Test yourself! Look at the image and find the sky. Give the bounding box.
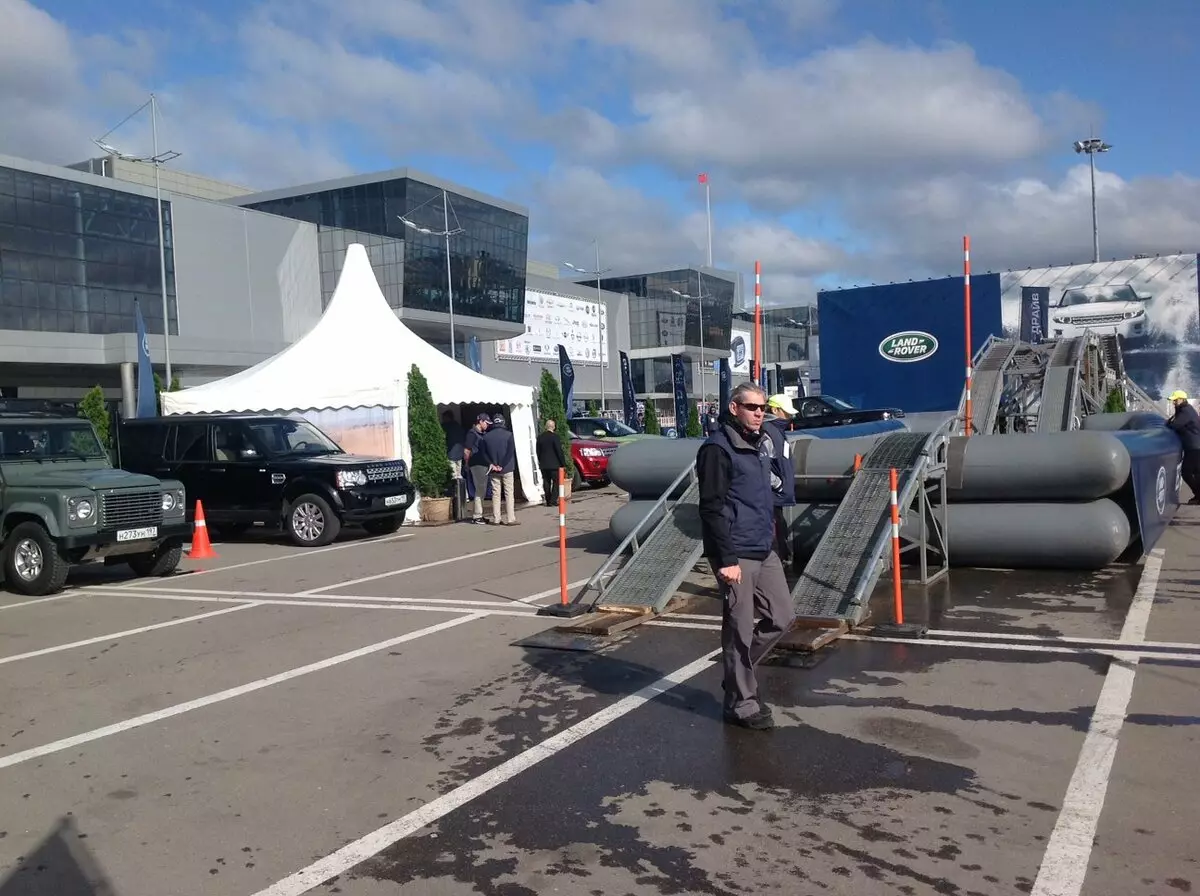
[3,0,1199,306]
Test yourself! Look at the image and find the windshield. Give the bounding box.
[245,419,344,456]
[0,422,107,460]
[1059,284,1140,307]
[819,396,855,411]
[591,418,638,437]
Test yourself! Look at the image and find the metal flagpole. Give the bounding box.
[443,190,456,359]
[150,94,171,384]
[699,173,713,267]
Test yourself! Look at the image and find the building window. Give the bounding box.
[0,166,177,335]
[598,269,734,353]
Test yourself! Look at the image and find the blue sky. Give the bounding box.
[5,0,1199,302]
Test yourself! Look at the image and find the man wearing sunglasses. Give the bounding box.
[696,382,797,730]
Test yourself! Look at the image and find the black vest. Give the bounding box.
[706,422,777,557]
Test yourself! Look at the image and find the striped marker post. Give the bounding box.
[753,260,763,386]
[537,466,588,618]
[889,467,904,624]
[963,235,974,437]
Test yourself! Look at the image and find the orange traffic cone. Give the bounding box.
[187,500,218,560]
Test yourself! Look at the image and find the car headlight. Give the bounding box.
[68,496,95,522]
[162,489,186,514]
[1125,309,1144,319]
[162,493,175,512]
[336,469,368,488]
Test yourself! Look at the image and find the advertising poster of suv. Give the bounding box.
[0,412,190,595]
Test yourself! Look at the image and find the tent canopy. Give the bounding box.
[162,243,534,414]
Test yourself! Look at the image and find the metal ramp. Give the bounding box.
[1037,337,1084,432]
[959,337,1018,435]
[790,431,949,626]
[569,465,704,615]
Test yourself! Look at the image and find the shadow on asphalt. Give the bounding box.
[0,816,117,896]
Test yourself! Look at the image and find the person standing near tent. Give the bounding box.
[535,418,568,506]
[442,411,466,483]
[483,413,518,525]
[462,413,492,524]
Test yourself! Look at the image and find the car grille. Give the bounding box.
[101,491,164,529]
[1060,313,1126,325]
[365,462,408,483]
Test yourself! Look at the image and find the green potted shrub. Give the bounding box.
[643,404,661,435]
[686,403,702,438]
[538,369,575,495]
[407,364,453,522]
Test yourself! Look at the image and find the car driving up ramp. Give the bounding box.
[790,431,935,626]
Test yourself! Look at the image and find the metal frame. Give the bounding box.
[897,438,950,587]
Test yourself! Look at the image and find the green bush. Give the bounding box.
[152,372,182,413]
[585,399,600,416]
[538,369,574,478]
[78,385,110,449]
[407,364,452,498]
[686,403,702,438]
[1104,386,1127,414]
[643,405,660,435]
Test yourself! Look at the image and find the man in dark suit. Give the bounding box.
[536,419,569,506]
[482,413,518,525]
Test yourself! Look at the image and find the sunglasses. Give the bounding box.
[737,402,767,412]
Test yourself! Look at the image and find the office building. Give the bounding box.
[734,304,821,395]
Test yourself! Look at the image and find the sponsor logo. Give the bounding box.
[879,331,939,363]
[1156,465,1168,515]
[562,361,574,378]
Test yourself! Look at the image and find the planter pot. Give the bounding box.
[420,496,453,523]
[563,479,573,500]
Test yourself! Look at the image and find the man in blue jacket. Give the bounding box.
[482,413,518,525]
[696,382,797,730]
[1167,390,1200,505]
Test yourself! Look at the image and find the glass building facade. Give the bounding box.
[0,165,177,335]
[241,177,528,327]
[592,268,735,353]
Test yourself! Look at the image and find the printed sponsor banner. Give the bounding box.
[729,327,752,376]
[496,289,609,365]
[557,344,575,413]
[619,351,638,430]
[1018,286,1050,344]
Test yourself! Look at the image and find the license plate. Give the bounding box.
[384,495,408,507]
[116,526,158,542]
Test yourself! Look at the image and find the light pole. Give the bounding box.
[1073,136,1111,264]
[563,244,612,411]
[94,93,180,383]
[399,189,465,361]
[670,270,710,398]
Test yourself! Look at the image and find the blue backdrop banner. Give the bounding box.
[619,351,638,430]
[557,344,575,414]
[671,353,689,436]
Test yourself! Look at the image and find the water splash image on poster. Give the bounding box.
[999,253,1200,400]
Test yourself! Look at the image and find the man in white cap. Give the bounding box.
[1166,390,1200,504]
[764,394,798,563]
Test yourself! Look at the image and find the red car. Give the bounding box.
[569,433,617,489]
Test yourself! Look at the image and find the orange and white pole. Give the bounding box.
[889,467,904,625]
[753,260,763,386]
[557,466,569,606]
[963,235,974,437]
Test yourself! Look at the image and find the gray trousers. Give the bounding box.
[716,552,796,718]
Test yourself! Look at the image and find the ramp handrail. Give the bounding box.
[571,461,697,607]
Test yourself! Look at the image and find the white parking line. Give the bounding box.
[0,612,485,772]
[0,603,260,666]
[79,583,545,610]
[926,628,1200,653]
[517,578,592,604]
[300,537,553,594]
[252,648,721,896]
[0,592,87,612]
[115,533,415,587]
[1030,549,1163,896]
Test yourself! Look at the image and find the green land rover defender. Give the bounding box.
[0,413,191,596]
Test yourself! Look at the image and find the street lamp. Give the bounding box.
[1073,136,1111,263]
[94,93,181,384]
[563,243,612,410]
[398,189,465,361]
[670,271,711,398]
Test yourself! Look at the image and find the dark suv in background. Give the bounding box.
[114,414,415,547]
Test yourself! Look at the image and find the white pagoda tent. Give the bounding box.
[161,243,540,509]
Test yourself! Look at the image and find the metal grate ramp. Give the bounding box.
[1039,337,1082,432]
[790,432,934,624]
[963,339,1017,434]
[590,480,705,613]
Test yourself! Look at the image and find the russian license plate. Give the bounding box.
[384,495,408,508]
[116,526,158,542]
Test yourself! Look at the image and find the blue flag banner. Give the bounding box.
[619,350,638,430]
[557,344,575,415]
[134,301,156,418]
[1019,286,1049,344]
[671,353,689,437]
[717,358,731,413]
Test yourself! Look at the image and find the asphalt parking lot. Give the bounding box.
[2,486,1199,896]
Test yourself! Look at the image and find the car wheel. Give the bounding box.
[4,521,70,596]
[286,493,341,547]
[127,541,184,578]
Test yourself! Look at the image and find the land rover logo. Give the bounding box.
[878,331,939,363]
[1156,465,1167,515]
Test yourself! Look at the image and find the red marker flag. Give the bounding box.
[697,172,708,184]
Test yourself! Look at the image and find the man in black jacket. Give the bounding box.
[536,419,568,506]
[1167,390,1200,505]
[696,382,796,730]
[482,413,518,525]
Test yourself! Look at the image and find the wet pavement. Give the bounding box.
[0,487,1197,895]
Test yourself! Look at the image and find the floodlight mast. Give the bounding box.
[562,245,613,411]
[93,93,181,384]
[1073,136,1111,263]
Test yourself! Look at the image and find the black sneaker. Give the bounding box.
[723,707,775,730]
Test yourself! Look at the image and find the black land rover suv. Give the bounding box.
[113,414,415,547]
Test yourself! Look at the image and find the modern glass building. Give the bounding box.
[734,304,820,394]
[232,170,530,355]
[0,164,178,337]
[576,266,740,401]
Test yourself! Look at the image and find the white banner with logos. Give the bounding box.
[729,326,752,375]
[495,289,609,365]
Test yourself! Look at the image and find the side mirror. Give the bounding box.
[593,429,607,438]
